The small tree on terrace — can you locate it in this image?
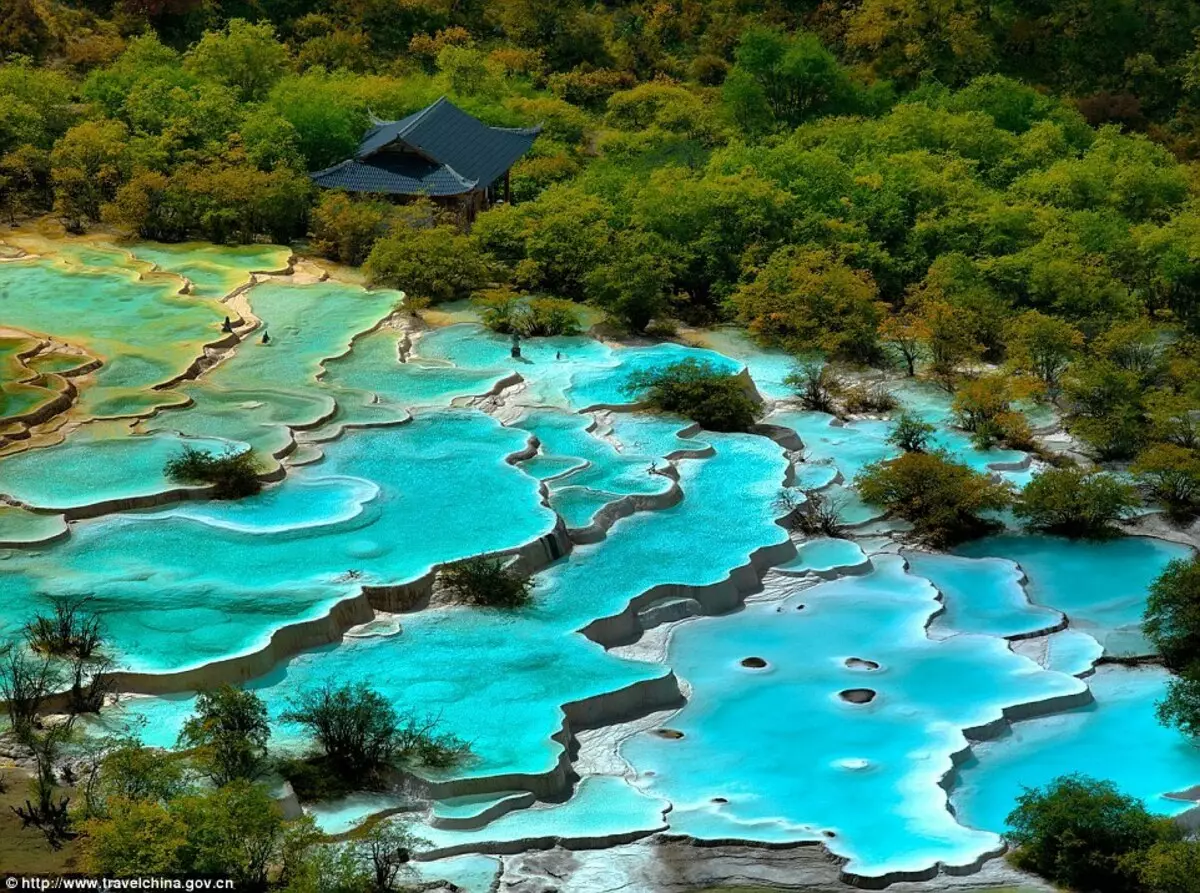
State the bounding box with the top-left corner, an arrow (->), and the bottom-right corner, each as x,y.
441,557 -> 533,608
281,683 -> 468,784
785,361 -> 842,414
179,685 -> 271,786
1144,554 -> 1200,673
1134,444 -> 1200,521
855,451 -> 1012,546
1006,310 -> 1083,397
23,595 -> 116,714
878,312 -> 928,377
1014,467 -> 1139,538
888,412 -> 935,453
0,645 -> 63,741
165,446 -> 262,499
1005,774 -> 1171,893
622,359 -> 759,432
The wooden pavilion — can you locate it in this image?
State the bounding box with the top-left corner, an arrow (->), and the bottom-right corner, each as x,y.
310,97 -> 541,223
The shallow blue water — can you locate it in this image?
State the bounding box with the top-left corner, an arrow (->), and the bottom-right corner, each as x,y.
956,535 -> 1191,656
621,556 -> 1086,878
778,537 -> 868,574
0,431 -> 241,510
0,411 -> 556,671
905,552 -> 1063,639
7,241 -> 1200,879
952,665 -> 1200,831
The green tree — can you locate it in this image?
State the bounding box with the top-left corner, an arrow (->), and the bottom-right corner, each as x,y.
1014,467 -> 1139,538
173,781 -> 284,889
282,683 -> 468,782
179,685 -> 271,786
1095,319 -> 1164,380
102,172 -> 189,242
83,781 -> 289,887
164,446 -> 262,499
856,451 -> 1012,546
82,797 -> 191,877
1144,554 -> 1200,672
0,0 -> 48,58
50,120 -> 130,232
845,0 -> 996,85
785,362 -> 842,414
951,375 -> 1035,450
1134,444 -> 1200,521
1137,838 -> 1200,893
723,27 -> 861,133
441,557 -> 533,608
1005,774 -> 1171,893
912,298 -> 983,378
1006,310 -> 1083,396
732,246 -> 884,363
888,412 -> 936,453
878,313 -> 928,377
93,741 -> 189,810
186,20 -> 290,102
584,231 -> 671,333
622,359 -> 759,432
268,71 -> 366,170
629,167 -> 793,318
1147,391 -> 1200,450
512,186 -> 611,302
1157,668 -> 1200,739
1063,360 -> 1147,460
311,191 -> 392,266
365,223 -> 491,304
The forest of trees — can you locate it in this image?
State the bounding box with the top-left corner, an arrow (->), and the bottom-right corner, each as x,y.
6,0 -> 1200,510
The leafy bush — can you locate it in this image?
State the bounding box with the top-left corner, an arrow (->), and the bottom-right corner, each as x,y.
856,451 -> 1012,546
273,755 -> 353,802
888,412 -> 936,453
1005,309 -> 1083,394
1156,668 -> 1200,739
83,780 -> 287,887
311,191 -> 393,265
1063,360 -> 1147,461
841,381 -> 897,414
281,682 -> 468,784
1144,555 -> 1200,741
1136,839 -> 1200,893
1014,468 -> 1139,538
952,375 -> 1035,449
473,289 -> 582,336
24,594 -> 103,658
1144,555 -> 1200,673
1133,444 -> 1200,522
785,362 -> 842,414
441,556 -> 533,608
178,685 -> 271,786
778,488 -> 846,538
1005,774 -> 1172,893
91,741 -> 190,812
365,222 -> 491,304
525,297 -> 583,336
732,246 -> 884,362
164,446 -> 262,499
622,359 -> 759,432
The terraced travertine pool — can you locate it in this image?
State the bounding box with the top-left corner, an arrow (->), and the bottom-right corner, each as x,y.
1,233 -> 1198,891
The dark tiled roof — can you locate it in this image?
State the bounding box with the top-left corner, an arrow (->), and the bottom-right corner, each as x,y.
310,153 -> 476,197
311,97 -> 540,197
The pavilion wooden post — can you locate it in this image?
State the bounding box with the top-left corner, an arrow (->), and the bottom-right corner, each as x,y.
504,170 -> 512,204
